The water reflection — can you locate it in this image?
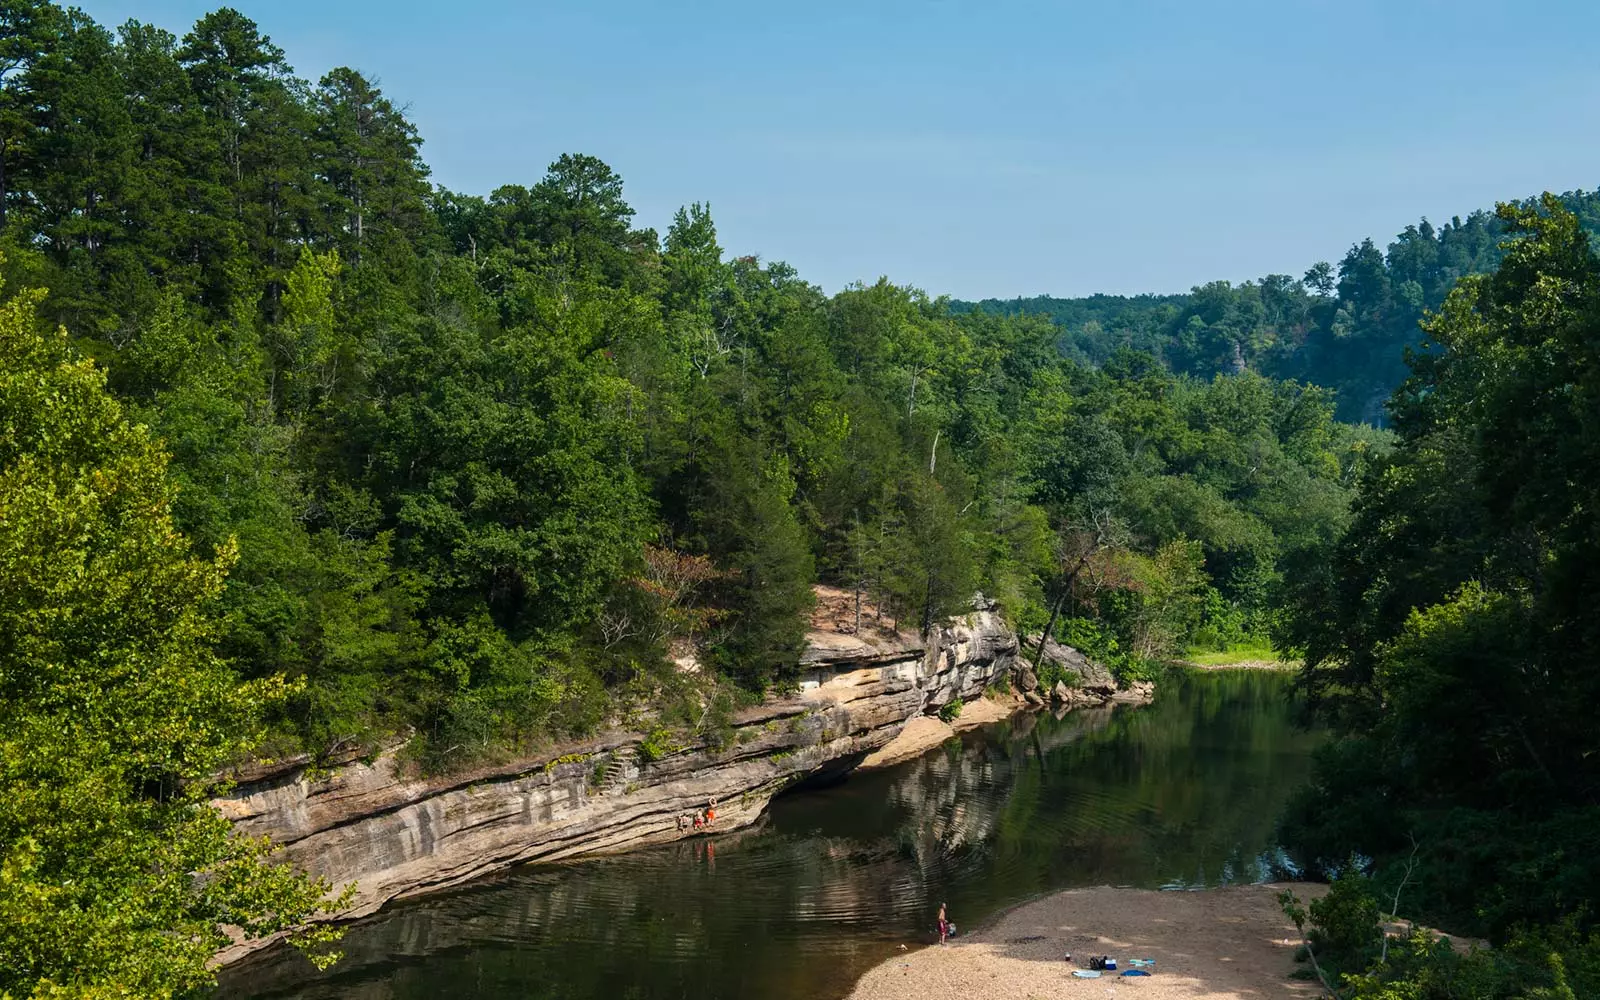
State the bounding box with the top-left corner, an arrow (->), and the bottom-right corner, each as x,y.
217,669 -> 1320,1000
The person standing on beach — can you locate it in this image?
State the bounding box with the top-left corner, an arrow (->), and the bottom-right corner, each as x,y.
937,902 -> 949,944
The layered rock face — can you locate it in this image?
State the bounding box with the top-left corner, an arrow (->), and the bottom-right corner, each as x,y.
212,605 -> 1022,964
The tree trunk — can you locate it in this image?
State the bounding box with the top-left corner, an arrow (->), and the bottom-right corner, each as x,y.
1033,591 -> 1065,672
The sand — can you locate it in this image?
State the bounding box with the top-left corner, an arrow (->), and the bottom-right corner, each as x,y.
860,697 -> 1018,769
848,884 -> 1332,1000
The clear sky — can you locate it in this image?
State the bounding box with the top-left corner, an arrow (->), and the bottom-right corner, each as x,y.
76,0 -> 1600,300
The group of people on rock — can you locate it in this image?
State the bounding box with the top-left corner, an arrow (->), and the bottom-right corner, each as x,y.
676,798 -> 718,833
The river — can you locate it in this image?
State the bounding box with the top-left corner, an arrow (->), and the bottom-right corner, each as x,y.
216,668 -> 1320,1000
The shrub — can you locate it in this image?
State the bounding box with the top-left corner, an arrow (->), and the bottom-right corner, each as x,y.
639,725 -> 675,761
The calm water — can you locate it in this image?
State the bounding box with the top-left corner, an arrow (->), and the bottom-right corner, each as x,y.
217,669 -> 1320,1000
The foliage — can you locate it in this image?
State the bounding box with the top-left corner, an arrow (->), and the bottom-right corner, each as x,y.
959,189 -> 1600,425
638,726 -> 676,763
0,285 -> 344,999
1276,197 -> 1600,996
0,2 -> 1365,772
937,700 -> 963,723
1183,643 -> 1289,667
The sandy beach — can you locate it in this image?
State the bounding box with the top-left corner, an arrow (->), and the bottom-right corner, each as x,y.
847,884 -> 1330,1000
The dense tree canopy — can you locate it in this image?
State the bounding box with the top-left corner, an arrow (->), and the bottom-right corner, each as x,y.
0,281 -> 341,999
0,2 -> 1373,772
960,191 -> 1600,425
1273,198 -> 1600,998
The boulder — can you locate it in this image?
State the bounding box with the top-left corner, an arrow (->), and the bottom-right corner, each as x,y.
1112,681 -> 1156,704
1014,662 -> 1040,693
1023,689 -> 1046,708
1031,636 -> 1116,691
1051,680 -> 1071,704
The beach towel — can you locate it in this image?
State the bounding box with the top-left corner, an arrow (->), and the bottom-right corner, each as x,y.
1071,970 -> 1102,979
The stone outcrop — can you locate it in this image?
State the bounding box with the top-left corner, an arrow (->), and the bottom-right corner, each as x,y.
856,694 -> 1018,770
1014,635 -> 1154,711
212,602 -> 1025,965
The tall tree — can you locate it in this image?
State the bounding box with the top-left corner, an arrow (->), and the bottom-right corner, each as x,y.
313,66 -> 429,267
0,0 -> 62,229
0,283 -> 341,998
178,7 -> 313,317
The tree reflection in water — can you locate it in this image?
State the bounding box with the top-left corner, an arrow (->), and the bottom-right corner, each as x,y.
216,670 -> 1320,1000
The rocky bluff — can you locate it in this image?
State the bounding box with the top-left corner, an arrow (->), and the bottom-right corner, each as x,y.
212,599 -> 1143,964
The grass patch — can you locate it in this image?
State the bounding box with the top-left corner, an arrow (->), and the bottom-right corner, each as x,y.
1183,643 -> 1297,667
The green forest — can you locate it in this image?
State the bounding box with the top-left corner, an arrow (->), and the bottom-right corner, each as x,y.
959,191 -> 1600,426
1263,199 -> 1600,998
0,3 -> 1596,998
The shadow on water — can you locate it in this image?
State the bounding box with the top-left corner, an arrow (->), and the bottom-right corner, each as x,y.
215,669 -> 1321,1000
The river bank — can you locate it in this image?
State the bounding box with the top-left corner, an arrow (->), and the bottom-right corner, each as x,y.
212,595 -> 1154,967
857,696 -> 1015,769
215,669 -> 1316,1000
848,883 -> 1330,1000
1181,659 -> 1297,671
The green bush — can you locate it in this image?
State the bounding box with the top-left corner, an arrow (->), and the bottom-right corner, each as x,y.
1058,615 -> 1160,685
638,725 -> 675,762
938,700 -> 963,722
1339,919 -> 1600,1000
1309,871 -> 1384,970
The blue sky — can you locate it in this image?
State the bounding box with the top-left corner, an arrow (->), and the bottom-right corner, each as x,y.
78,1 -> 1600,299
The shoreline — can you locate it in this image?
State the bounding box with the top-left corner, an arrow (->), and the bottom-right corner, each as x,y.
211,593 -> 1164,971
858,695 -> 1018,769
848,883 -> 1331,1000
1176,659 -> 1299,672
211,605 -> 1028,967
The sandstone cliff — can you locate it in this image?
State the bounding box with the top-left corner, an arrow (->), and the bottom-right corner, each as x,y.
212,603 -> 1024,964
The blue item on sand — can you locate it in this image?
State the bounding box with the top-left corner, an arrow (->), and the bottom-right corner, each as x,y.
1122,969 -> 1151,977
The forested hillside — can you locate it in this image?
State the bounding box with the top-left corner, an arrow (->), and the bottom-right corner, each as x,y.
959,191 -> 1600,424
0,4 -> 1372,775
